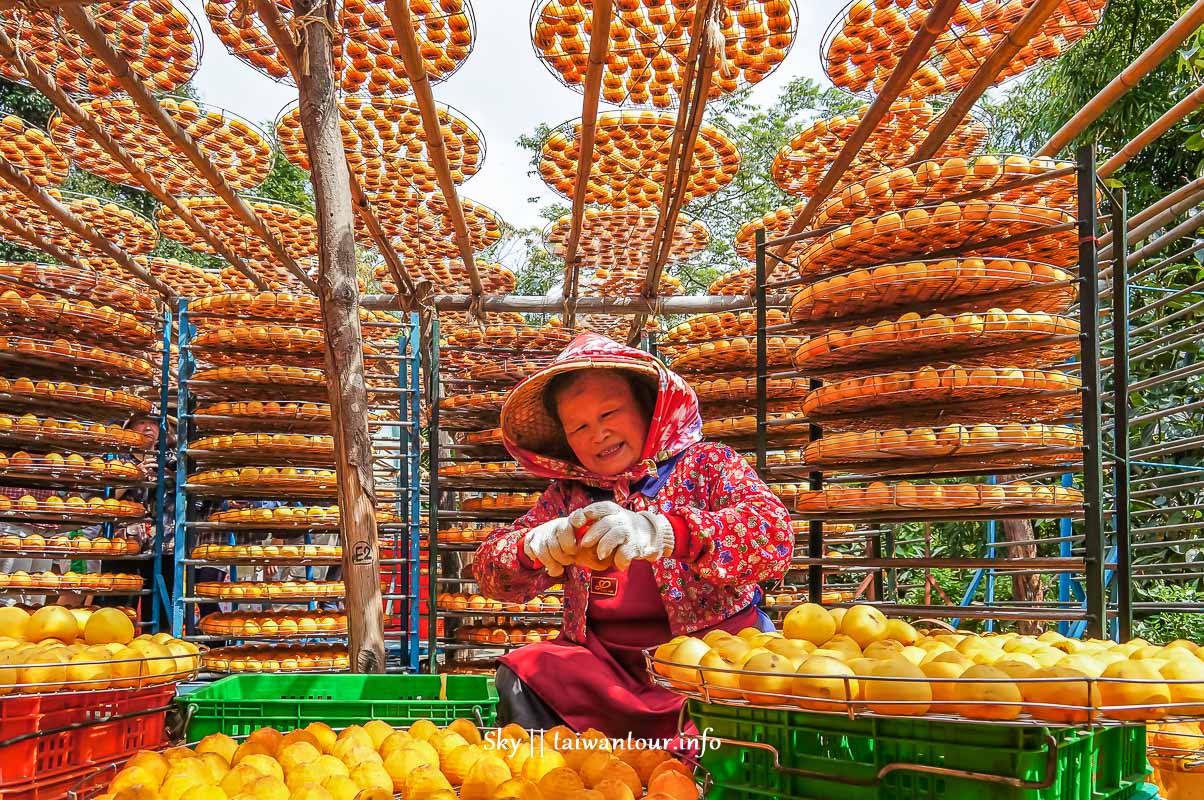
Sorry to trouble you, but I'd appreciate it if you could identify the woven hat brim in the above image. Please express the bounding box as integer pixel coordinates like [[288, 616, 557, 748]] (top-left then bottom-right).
[[501, 357, 661, 459]]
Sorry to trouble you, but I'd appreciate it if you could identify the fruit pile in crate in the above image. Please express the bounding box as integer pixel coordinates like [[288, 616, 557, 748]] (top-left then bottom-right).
[[650, 603, 1204, 723]]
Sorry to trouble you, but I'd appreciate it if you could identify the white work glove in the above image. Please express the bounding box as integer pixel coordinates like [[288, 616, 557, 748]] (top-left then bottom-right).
[[522, 517, 578, 577], [569, 501, 675, 571]]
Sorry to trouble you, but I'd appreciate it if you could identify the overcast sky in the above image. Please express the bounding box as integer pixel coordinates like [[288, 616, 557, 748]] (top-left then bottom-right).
[[182, 0, 848, 232]]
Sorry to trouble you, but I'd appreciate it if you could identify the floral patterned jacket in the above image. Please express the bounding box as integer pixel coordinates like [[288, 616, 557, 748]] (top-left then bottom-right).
[[474, 333, 793, 642]]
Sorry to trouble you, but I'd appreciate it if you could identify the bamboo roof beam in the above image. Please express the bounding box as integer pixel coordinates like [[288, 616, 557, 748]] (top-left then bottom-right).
[[626, 0, 718, 342], [252, 0, 417, 299], [58, 3, 319, 294], [766, 0, 963, 266], [1099, 82, 1204, 178], [0, 26, 269, 292], [361, 292, 784, 313], [1039, 0, 1204, 158], [909, 0, 1065, 164], [383, 0, 483, 299], [0, 158, 175, 300], [560, 0, 612, 330], [1100, 176, 1204, 257]]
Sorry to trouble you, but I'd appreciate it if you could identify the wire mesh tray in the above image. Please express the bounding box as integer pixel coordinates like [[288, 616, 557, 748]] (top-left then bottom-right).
[[442, 324, 572, 353], [808, 423, 1082, 462], [205, 506, 402, 527], [814, 154, 1078, 227], [466, 359, 553, 384], [459, 493, 541, 513], [201, 644, 349, 673], [188, 467, 339, 496], [804, 367, 1082, 428], [0, 379, 152, 417], [704, 413, 811, 443], [0, 296, 155, 346], [189, 433, 335, 462], [796, 203, 1077, 279], [194, 581, 345, 601], [692, 377, 812, 405], [454, 625, 561, 646], [795, 482, 1085, 519], [189, 291, 389, 324], [708, 267, 757, 296], [199, 611, 348, 638], [0, 262, 154, 313], [0, 571, 143, 591], [0, 415, 150, 451], [0, 453, 143, 484], [0, 496, 144, 521], [438, 462, 547, 490], [0, 336, 154, 382], [788, 259, 1077, 329], [669, 338, 803, 375], [0, 533, 141, 557], [194, 401, 333, 423], [192, 325, 390, 355], [792, 312, 1080, 378], [662, 309, 791, 353], [190, 544, 343, 564], [438, 592, 563, 614]]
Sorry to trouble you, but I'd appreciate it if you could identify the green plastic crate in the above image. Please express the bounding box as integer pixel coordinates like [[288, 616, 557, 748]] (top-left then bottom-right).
[[690, 700, 1150, 800], [180, 674, 498, 739]]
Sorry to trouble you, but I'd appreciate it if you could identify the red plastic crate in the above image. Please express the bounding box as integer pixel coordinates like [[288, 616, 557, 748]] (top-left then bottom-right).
[[0, 686, 173, 789]]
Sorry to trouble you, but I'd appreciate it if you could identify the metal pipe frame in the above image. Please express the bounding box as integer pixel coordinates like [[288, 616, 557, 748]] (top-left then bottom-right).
[[1110, 188, 1132, 639]]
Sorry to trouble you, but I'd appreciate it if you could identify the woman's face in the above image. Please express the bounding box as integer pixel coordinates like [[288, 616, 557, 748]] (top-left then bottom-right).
[[554, 371, 651, 476]]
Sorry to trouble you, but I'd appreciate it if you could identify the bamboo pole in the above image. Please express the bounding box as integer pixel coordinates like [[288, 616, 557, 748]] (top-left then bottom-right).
[[1106, 206, 1204, 273], [252, 0, 417, 300], [1101, 175, 1204, 250], [626, 0, 717, 342], [382, 0, 483, 299], [292, 0, 385, 673], [0, 159, 175, 299], [58, 4, 319, 293], [0, 27, 269, 292], [560, 0, 612, 329], [1039, 0, 1204, 157], [767, 0, 962, 266], [909, 0, 1064, 164], [1099, 82, 1204, 178]]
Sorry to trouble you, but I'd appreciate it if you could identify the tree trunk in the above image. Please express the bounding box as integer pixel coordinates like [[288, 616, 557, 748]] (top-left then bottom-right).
[[293, 0, 385, 672], [1003, 519, 1044, 635]]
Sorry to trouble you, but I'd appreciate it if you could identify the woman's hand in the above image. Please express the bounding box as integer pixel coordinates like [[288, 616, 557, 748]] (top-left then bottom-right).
[[522, 517, 578, 577], [569, 502, 675, 570]]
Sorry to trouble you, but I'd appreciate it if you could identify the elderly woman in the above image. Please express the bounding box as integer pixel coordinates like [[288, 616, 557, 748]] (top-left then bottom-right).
[[474, 333, 793, 738]]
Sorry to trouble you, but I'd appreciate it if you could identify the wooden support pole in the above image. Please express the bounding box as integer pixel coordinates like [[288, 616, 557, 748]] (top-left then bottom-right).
[[1039, 0, 1204, 158], [0, 27, 269, 292], [58, 3, 319, 293], [560, 0, 612, 329], [909, 0, 1064, 164], [1099, 82, 1204, 178], [383, 0, 483, 298], [252, 0, 417, 300], [0, 158, 176, 300], [767, 0, 962, 266], [292, 0, 385, 672]]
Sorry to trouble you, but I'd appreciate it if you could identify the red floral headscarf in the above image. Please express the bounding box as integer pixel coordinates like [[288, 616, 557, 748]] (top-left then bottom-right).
[[500, 333, 702, 501]]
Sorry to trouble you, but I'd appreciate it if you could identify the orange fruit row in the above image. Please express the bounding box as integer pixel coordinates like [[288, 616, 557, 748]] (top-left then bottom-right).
[[0, 494, 142, 516], [438, 592, 563, 613], [199, 611, 347, 636], [664, 309, 789, 345], [806, 423, 1083, 463], [368, 193, 502, 258], [374, 258, 515, 295], [190, 466, 338, 488], [207, 505, 401, 525], [0, 337, 154, 380], [0, 449, 141, 480], [0, 114, 69, 187], [0, 534, 139, 554], [0, 375, 150, 412], [195, 580, 344, 600], [0, 189, 158, 257], [790, 258, 1076, 325], [0, 413, 149, 447], [192, 365, 325, 386], [816, 154, 1077, 227], [0, 262, 152, 312], [155, 196, 317, 269], [442, 324, 571, 352], [456, 625, 561, 645], [0, 571, 141, 590], [81, 255, 227, 298], [795, 482, 1085, 512], [668, 335, 803, 375], [191, 544, 341, 561], [203, 644, 349, 673], [460, 493, 540, 512], [0, 291, 153, 345], [193, 432, 332, 453], [439, 461, 531, 478], [692, 376, 811, 403]]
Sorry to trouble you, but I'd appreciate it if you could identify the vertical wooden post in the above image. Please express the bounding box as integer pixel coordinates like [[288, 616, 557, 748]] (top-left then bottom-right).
[[292, 0, 385, 672]]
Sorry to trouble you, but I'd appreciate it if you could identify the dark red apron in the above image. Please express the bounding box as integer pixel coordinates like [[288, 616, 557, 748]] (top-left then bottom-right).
[[499, 559, 766, 738]]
